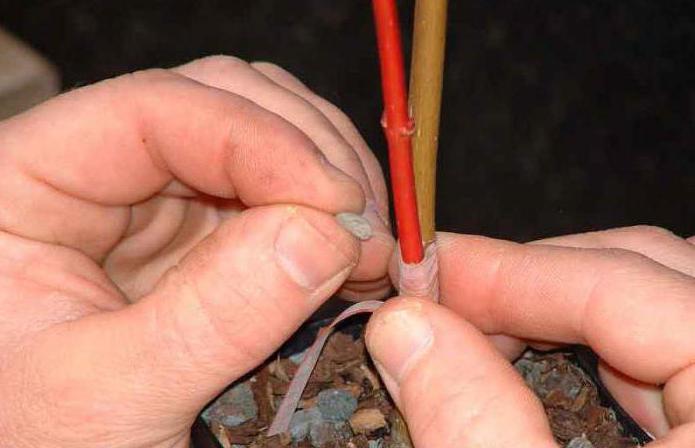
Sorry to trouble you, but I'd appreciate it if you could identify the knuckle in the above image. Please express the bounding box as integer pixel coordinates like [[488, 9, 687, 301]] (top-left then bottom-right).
[[584, 248, 661, 311], [600, 247, 652, 272], [117, 67, 180, 87], [194, 54, 249, 71], [251, 61, 312, 92], [250, 60, 283, 72], [620, 225, 677, 242], [104, 68, 187, 100]]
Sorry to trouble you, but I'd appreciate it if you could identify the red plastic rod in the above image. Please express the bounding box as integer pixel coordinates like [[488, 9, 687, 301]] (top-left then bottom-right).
[[372, 0, 424, 263]]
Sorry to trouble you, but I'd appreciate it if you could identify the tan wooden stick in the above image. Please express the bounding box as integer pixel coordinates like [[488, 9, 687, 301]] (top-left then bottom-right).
[[409, 0, 448, 243]]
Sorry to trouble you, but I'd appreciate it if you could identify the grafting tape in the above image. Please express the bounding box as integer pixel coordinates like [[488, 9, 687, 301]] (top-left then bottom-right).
[[267, 300, 385, 437], [398, 242, 440, 302]]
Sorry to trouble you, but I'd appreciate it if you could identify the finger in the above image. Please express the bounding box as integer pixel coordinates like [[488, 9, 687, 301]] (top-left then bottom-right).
[[664, 363, 695, 428], [488, 333, 527, 360], [173, 56, 375, 201], [532, 225, 695, 437], [388, 251, 528, 360], [173, 56, 394, 296], [249, 60, 390, 222], [597, 361, 670, 437], [335, 275, 394, 302], [0, 69, 363, 260], [249, 60, 394, 299], [18, 206, 359, 443], [659, 364, 695, 447], [647, 423, 695, 447], [366, 298, 557, 448], [535, 225, 695, 277], [435, 232, 695, 385]]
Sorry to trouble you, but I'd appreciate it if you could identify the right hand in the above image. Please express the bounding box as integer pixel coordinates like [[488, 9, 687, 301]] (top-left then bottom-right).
[[367, 226, 695, 447]]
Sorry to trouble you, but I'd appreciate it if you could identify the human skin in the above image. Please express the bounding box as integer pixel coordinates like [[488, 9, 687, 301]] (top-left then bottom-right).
[[368, 227, 695, 447], [0, 56, 394, 447], [2, 55, 690, 448]]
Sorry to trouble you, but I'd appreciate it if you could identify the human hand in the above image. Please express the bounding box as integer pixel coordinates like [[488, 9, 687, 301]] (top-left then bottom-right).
[[0, 56, 393, 447], [366, 226, 695, 447]]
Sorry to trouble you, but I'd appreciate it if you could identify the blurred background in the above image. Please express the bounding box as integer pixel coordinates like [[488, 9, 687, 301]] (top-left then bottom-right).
[[2, 0, 694, 241]]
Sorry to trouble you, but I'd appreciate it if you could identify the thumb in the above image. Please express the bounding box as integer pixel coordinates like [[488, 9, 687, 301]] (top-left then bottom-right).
[[140, 204, 361, 386], [366, 298, 557, 448], [25, 205, 360, 445]]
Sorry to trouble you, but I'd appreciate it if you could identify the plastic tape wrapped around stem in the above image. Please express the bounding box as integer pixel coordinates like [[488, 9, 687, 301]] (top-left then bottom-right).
[[397, 242, 439, 302]]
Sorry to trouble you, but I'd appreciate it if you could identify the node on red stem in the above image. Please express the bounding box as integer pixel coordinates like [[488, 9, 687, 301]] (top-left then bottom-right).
[[371, 0, 423, 264]]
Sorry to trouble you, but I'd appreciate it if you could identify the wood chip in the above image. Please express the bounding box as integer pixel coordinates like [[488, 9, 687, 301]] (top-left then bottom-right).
[[210, 422, 233, 448], [349, 408, 387, 435]]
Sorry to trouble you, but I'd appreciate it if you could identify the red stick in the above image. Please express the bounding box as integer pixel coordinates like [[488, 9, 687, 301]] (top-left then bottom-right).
[[372, 0, 424, 263]]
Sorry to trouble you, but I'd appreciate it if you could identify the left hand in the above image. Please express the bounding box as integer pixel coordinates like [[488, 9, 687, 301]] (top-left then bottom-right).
[[0, 56, 393, 447]]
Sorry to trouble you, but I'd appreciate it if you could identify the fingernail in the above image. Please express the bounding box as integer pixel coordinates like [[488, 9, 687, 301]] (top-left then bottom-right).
[[275, 212, 355, 292], [336, 212, 372, 241], [367, 303, 433, 382]]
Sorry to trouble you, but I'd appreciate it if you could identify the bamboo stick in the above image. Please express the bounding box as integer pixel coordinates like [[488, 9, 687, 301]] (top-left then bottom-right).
[[409, 0, 448, 244]]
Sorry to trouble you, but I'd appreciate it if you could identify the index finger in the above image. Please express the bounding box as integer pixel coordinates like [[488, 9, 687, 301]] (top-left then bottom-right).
[[434, 232, 695, 384], [0, 69, 364, 258]]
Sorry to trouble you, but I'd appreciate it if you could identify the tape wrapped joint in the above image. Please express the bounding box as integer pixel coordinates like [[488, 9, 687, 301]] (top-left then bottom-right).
[[397, 242, 440, 302]]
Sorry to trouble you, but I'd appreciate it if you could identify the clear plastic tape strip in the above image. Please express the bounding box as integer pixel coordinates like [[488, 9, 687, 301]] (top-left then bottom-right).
[[268, 300, 385, 437]]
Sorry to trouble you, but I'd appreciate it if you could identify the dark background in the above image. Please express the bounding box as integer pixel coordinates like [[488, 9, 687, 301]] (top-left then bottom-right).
[[3, 0, 694, 241]]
